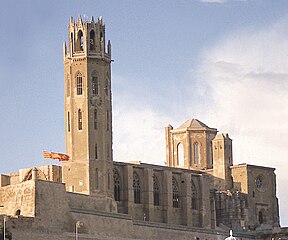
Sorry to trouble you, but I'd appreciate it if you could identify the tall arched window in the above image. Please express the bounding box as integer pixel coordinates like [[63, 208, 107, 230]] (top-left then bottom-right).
[[177, 143, 184, 166], [191, 180, 197, 210], [133, 172, 141, 204], [67, 112, 70, 132], [89, 30, 95, 50], [94, 109, 97, 130], [113, 169, 121, 201], [77, 30, 84, 51], [194, 142, 200, 165], [92, 72, 98, 95], [153, 174, 160, 206], [78, 109, 82, 130], [76, 72, 83, 95], [172, 177, 180, 208]]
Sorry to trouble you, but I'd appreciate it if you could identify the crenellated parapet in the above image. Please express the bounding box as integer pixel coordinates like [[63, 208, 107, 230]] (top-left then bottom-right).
[[63, 15, 111, 62]]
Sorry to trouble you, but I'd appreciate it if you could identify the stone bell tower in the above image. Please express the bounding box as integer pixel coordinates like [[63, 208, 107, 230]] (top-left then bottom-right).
[[62, 16, 113, 198]]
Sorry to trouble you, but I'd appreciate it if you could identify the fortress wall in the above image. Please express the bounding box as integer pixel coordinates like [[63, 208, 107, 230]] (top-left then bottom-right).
[[9, 213, 256, 240], [33, 180, 72, 231], [0, 180, 35, 217], [67, 192, 117, 212]]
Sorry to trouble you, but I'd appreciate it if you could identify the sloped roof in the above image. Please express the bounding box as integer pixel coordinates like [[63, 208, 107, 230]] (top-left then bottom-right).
[[175, 118, 217, 131]]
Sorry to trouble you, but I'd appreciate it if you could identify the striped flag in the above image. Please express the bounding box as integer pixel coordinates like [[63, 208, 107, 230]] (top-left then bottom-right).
[[43, 150, 51, 159], [43, 150, 70, 161]]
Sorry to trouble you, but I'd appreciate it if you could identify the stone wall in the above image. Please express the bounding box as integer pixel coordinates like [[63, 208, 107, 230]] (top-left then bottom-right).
[[3, 210, 257, 240], [0, 180, 35, 217]]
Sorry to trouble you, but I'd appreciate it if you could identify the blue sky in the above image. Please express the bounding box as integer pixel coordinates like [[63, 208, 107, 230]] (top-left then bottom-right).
[[1, 0, 288, 226]]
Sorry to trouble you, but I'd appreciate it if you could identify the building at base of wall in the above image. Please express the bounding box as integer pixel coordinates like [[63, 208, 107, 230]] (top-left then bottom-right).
[[0, 165, 285, 240], [0, 179, 258, 240]]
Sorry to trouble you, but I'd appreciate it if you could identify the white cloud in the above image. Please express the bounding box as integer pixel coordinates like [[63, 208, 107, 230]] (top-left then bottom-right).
[[113, 97, 171, 166], [195, 17, 288, 226]]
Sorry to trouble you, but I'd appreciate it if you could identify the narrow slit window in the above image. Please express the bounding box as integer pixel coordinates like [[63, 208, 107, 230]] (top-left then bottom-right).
[[95, 143, 98, 159], [67, 112, 70, 132], [95, 168, 98, 189], [78, 109, 82, 130]]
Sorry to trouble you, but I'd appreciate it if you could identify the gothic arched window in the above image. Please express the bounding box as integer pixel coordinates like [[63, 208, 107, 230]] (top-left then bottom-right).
[[89, 30, 95, 50], [92, 72, 98, 95], [78, 109, 82, 130], [177, 143, 184, 166], [172, 177, 180, 208], [76, 72, 83, 95], [133, 172, 141, 204], [191, 180, 197, 210], [153, 174, 160, 206], [77, 30, 84, 51], [113, 169, 121, 201], [194, 142, 200, 165]]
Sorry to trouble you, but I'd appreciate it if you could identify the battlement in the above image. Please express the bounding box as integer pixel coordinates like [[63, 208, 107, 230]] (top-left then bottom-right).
[[63, 15, 111, 60]]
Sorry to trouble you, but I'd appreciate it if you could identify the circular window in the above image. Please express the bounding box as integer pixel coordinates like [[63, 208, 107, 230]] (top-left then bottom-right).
[[255, 175, 266, 192]]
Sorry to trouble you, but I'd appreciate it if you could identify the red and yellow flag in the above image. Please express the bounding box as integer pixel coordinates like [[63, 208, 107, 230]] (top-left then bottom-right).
[[43, 150, 51, 159], [43, 150, 70, 161]]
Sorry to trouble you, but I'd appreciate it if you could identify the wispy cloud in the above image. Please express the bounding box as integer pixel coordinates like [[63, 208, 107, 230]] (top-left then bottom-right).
[[196, 17, 288, 225]]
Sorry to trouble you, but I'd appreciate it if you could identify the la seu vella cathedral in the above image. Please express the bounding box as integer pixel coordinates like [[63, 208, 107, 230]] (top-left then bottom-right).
[[0, 15, 287, 240]]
